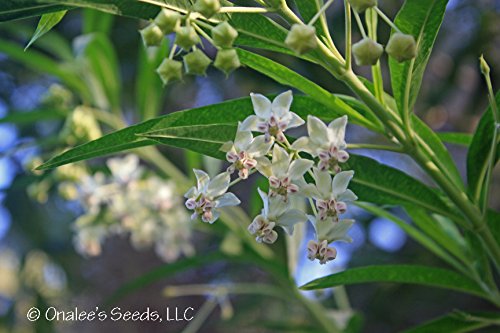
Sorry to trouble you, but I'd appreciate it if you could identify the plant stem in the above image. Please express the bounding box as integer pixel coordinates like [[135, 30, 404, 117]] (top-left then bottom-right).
[[309, 0, 335, 26], [293, 288, 340, 333], [347, 143, 403, 152], [365, 8, 385, 106], [219, 7, 270, 14], [352, 10, 367, 38], [344, 0, 352, 70], [373, 6, 402, 33]]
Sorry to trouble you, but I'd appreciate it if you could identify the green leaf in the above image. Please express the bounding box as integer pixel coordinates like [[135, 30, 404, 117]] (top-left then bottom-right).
[[25, 10, 67, 50], [136, 39, 168, 120], [467, 91, 500, 203], [436, 132, 472, 146], [0, 1, 69, 22], [73, 33, 121, 111], [402, 311, 500, 333], [412, 115, 465, 190], [405, 207, 467, 261], [356, 203, 462, 270], [82, 8, 114, 34], [36, 95, 347, 170], [389, 0, 448, 114], [300, 265, 487, 299], [0, 109, 67, 126], [236, 48, 383, 132], [344, 154, 455, 220]]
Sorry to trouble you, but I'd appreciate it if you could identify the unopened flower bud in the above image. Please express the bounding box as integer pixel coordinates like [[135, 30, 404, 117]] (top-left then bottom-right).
[[348, 0, 377, 12], [156, 58, 183, 85], [175, 26, 201, 50], [154, 8, 180, 34], [214, 49, 241, 75], [183, 49, 211, 76], [352, 38, 383, 66], [386, 32, 417, 62], [211, 22, 238, 48], [140, 24, 164, 47], [193, 0, 221, 18], [479, 55, 490, 75], [285, 24, 318, 55]]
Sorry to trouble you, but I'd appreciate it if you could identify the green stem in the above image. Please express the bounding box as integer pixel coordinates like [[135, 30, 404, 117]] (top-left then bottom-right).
[[293, 288, 340, 333], [373, 6, 402, 33], [308, 0, 335, 26], [347, 143, 403, 152], [344, 0, 352, 70], [365, 8, 385, 106], [352, 10, 367, 38], [219, 6, 270, 14]]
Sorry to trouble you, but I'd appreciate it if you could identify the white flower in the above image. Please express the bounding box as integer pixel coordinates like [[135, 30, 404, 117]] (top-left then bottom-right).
[[307, 240, 337, 265], [73, 214, 108, 257], [106, 154, 142, 184], [220, 126, 273, 179], [184, 169, 240, 223], [292, 115, 349, 172], [240, 90, 304, 142], [258, 145, 313, 201], [304, 168, 357, 221], [248, 189, 307, 244]]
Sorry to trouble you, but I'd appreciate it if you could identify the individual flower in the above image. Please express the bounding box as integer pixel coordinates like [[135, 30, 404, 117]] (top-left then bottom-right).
[[307, 215, 355, 264], [240, 91, 304, 142], [292, 115, 349, 173], [73, 214, 108, 257], [106, 154, 142, 185], [184, 170, 240, 223], [248, 189, 307, 244], [220, 126, 273, 179], [304, 168, 357, 221], [258, 145, 314, 201], [307, 240, 337, 265]]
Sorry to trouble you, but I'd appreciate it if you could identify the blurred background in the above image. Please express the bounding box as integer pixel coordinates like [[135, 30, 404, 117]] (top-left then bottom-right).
[[0, 0, 499, 332]]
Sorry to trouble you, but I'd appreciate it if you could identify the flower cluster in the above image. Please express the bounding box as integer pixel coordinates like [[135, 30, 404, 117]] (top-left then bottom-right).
[[56, 155, 194, 262], [185, 91, 358, 264], [140, 1, 241, 84]]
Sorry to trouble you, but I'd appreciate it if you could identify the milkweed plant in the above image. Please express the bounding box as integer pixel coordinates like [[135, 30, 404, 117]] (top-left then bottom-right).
[[2, 0, 500, 332]]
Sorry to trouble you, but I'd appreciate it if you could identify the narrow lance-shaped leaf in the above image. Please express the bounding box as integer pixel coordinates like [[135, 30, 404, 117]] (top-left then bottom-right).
[[300, 265, 488, 299], [389, 0, 448, 114], [467, 91, 500, 203], [25, 10, 67, 50], [402, 311, 500, 333], [0, 1, 68, 22], [36, 96, 349, 170]]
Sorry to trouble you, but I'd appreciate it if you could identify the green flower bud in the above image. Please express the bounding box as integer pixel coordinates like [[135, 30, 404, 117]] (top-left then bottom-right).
[[348, 0, 377, 12], [285, 24, 318, 55], [193, 0, 221, 18], [386, 32, 417, 62], [175, 26, 201, 50], [154, 8, 180, 34], [352, 38, 383, 66], [183, 49, 212, 76], [211, 22, 238, 48], [156, 58, 183, 85], [140, 24, 164, 47], [479, 55, 490, 75], [214, 49, 241, 75]]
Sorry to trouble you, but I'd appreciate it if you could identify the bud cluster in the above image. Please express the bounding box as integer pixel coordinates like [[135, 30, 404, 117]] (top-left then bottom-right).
[[185, 91, 358, 264], [139, 3, 241, 84]]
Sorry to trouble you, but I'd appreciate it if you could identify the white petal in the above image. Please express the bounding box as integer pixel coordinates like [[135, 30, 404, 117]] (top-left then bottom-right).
[[234, 130, 253, 151], [257, 188, 269, 217], [268, 195, 289, 218], [247, 135, 273, 157], [313, 168, 332, 198], [209, 209, 221, 224], [216, 192, 241, 207], [307, 115, 329, 145], [327, 115, 348, 147], [206, 172, 230, 197], [277, 209, 307, 235], [184, 186, 197, 198], [271, 90, 293, 117], [240, 115, 260, 131], [219, 141, 234, 153], [332, 170, 354, 196], [287, 112, 305, 129], [337, 189, 358, 202], [325, 219, 354, 243], [307, 214, 319, 235], [250, 93, 272, 118], [288, 159, 313, 180], [193, 169, 210, 192], [255, 156, 272, 178], [271, 145, 291, 178], [290, 137, 311, 153]]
